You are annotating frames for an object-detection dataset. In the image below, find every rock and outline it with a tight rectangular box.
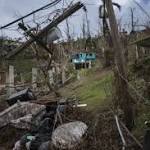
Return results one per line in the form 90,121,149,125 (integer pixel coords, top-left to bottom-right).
38,141,50,150
13,140,21,150
0,102,45,129
7,88,36,106
10,114,32,130
26,141,31,150
52,121,88,149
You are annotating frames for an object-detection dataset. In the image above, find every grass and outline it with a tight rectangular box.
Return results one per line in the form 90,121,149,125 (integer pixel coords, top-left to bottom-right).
60,68,113,110
60,64,149,142
133,104,150,138
76,71,113,109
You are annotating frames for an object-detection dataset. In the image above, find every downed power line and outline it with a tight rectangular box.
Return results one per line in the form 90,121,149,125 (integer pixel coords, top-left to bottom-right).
0,0,61,30
6,1,84,59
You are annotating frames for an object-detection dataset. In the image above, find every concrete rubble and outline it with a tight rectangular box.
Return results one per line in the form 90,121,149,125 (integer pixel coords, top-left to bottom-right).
7,88,36,106
0,87,88,150
11,114,33,130
0,102,45,129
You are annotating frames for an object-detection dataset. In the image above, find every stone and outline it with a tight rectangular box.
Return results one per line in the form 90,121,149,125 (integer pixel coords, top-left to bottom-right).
52,121,88,149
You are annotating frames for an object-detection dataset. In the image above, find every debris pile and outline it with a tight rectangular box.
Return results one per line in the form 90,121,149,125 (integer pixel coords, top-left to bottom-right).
0,90,88,150
7,88,36,106
63,108,142,150
0,102,45,129
0,90,143,150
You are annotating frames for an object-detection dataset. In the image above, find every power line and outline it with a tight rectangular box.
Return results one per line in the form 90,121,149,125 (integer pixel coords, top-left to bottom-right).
2,9,62,31
0,0,61,30
134,0,150,20
1,8,64,41
2,14,50,30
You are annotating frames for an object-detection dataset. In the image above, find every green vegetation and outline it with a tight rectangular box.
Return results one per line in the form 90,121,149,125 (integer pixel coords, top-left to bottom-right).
60,68,113,110
133,104,150,138
129,56,150,137
8,59,37,82
76,70,113,109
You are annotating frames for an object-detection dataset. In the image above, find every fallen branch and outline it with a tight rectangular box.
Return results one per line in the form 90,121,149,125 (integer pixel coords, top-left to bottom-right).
120,121,143,149
114,115,127,150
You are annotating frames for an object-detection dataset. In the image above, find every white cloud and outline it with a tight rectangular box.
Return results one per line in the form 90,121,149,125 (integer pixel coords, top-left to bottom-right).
0,0,150,38
114,0,129,6
95,0,131,6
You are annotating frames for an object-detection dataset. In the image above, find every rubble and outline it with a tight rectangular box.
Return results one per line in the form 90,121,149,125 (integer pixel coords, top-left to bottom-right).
4,96,88,150
0,103,142,150
11,114,33,130
52,121,88,149
0,102,45,129
7,88,36,106
0,125,27,150
13,140,21,150
38,141,50,150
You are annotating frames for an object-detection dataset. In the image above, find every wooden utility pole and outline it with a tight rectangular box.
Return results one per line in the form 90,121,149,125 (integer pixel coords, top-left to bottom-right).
105,0,134,130
99,1,120,67
66,19,71,41
82,18,86,39
130,8,135,33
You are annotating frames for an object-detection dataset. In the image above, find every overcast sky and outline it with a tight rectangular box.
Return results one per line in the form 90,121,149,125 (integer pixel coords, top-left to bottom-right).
0,0,150,40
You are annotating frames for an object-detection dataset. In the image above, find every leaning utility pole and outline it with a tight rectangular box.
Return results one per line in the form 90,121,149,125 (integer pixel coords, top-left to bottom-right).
6,2,84,59
105,0,134,130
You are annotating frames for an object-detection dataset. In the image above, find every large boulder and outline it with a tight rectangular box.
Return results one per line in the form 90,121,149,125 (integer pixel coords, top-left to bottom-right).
52,121,88,149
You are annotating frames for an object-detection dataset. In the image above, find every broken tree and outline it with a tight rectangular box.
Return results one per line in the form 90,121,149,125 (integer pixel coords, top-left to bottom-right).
105,0,134,130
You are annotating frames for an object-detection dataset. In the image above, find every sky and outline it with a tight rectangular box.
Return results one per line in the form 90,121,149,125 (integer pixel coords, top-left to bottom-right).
0,0,150,40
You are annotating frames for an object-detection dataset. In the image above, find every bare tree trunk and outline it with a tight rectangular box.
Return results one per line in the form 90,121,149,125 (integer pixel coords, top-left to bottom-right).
66,19,71,42
105,0,134,130
82,17,86,39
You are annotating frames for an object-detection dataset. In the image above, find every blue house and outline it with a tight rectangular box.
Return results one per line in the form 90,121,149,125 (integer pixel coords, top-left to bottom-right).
71,52,96,70
71,52,96,63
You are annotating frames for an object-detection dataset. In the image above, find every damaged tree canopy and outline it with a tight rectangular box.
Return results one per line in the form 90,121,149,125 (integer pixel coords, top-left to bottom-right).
6,1,84,59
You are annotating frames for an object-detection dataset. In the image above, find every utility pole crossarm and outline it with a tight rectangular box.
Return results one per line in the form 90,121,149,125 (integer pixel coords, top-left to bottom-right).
18,23,53,55
6,1,84,59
